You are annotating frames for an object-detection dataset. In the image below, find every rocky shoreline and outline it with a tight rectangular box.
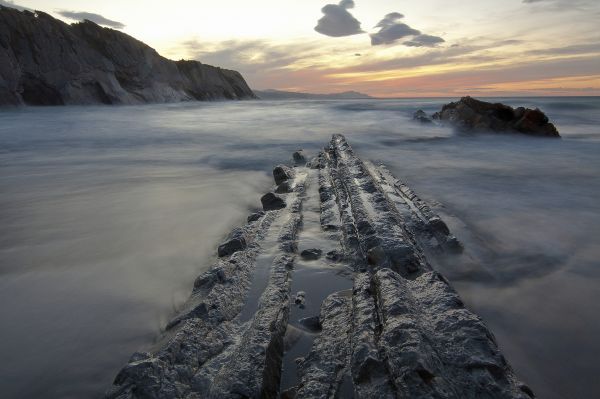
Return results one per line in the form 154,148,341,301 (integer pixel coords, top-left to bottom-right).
0,6,256,106
107,135,534,398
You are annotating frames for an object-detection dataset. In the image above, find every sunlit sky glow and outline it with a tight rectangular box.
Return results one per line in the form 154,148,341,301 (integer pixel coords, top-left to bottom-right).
6,0,600,97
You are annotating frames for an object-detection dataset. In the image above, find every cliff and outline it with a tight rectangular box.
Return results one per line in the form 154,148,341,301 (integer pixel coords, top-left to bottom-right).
0,6,256,106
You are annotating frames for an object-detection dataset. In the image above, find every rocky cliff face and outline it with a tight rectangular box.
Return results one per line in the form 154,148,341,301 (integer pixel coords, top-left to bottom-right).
0,6,256,106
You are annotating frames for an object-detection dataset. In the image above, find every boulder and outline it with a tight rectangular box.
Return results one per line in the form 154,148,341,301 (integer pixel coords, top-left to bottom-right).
433,96,560,137
273,165,294,185
261,192,286,211
217,228,247,257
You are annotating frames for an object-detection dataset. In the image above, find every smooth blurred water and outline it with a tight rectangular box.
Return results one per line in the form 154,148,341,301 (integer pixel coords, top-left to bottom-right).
1,97,599,398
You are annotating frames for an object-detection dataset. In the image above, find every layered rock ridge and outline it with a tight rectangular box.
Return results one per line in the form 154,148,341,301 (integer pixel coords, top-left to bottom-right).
0,6,256,106
107,135,534,399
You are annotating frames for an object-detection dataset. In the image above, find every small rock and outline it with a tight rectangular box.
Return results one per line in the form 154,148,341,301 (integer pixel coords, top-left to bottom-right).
261,192,286,211
217,229,247,257
294,291,306,307
273,164,294,185
301,248,322,260
247,211,264,223
413,109,432,123
292,150,306,165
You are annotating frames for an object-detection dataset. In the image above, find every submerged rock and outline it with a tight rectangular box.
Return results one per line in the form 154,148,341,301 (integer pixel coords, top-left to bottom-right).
293,150,307,165
413,109,432,123
298,316,321,332
300,248,322,260
261,192,287,211
294,291,306,307
433,96,560,137
0,6,255,106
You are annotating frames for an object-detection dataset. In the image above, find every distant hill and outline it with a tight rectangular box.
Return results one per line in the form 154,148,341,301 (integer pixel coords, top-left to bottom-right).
254,89,373,100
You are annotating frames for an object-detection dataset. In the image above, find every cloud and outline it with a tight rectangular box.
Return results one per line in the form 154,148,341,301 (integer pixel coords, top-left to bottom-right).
314,0,363,37
57,10,125,29
404,34,445,47
370,12,443,47
522,0,599,9
0,0,32,11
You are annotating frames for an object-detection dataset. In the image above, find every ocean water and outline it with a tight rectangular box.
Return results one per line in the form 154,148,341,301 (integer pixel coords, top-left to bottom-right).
1,97,599,398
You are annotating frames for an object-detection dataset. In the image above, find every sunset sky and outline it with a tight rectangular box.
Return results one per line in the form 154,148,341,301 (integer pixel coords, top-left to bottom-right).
3,0,600,97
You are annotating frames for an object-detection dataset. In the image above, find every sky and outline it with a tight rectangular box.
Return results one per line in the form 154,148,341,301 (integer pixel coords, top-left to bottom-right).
3,0,600,97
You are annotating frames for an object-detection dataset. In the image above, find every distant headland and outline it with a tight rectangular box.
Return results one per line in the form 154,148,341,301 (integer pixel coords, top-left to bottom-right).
0,6,256,106
254,89,373,100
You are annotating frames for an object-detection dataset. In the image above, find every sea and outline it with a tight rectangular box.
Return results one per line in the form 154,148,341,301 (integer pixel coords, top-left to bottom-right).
1,97,599,398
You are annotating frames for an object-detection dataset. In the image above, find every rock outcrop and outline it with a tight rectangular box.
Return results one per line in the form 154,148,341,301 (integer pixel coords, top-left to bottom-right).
0,6,256,106
107,135,534,398
413,109,432,123
432,97,560,137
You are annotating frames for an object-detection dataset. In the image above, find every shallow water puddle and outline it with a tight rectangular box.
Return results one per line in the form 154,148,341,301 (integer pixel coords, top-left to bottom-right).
280,168,354,392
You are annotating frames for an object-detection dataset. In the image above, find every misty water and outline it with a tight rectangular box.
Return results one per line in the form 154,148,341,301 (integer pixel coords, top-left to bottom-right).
1,97,599,398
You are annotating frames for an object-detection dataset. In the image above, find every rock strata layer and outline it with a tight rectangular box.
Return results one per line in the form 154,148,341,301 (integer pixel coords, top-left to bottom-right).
432,96,560,137
107,135,534,398
0,6,255,106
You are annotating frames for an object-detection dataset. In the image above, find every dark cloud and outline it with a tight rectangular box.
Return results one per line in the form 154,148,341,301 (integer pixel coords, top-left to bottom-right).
57,10,125,29
0,0,32,11
369,12,444,47
404,34,445,47
314,0,363,37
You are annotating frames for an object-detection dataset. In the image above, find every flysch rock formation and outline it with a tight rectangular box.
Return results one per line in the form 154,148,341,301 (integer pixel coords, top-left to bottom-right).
107,135,534,399
429,97,560,137
0,6,256,106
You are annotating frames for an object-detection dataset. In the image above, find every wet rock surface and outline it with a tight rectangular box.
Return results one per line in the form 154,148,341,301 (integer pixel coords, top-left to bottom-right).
300,249,322,261
273,165,295,186
108,135,533,398
0,6,255,106
432,96,560,137
262,192,287,211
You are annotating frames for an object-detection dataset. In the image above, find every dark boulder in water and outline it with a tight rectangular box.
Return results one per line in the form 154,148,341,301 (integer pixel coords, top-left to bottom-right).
432,96,560,137
261,192,286,211
273,165,294,185
217,229,247,257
